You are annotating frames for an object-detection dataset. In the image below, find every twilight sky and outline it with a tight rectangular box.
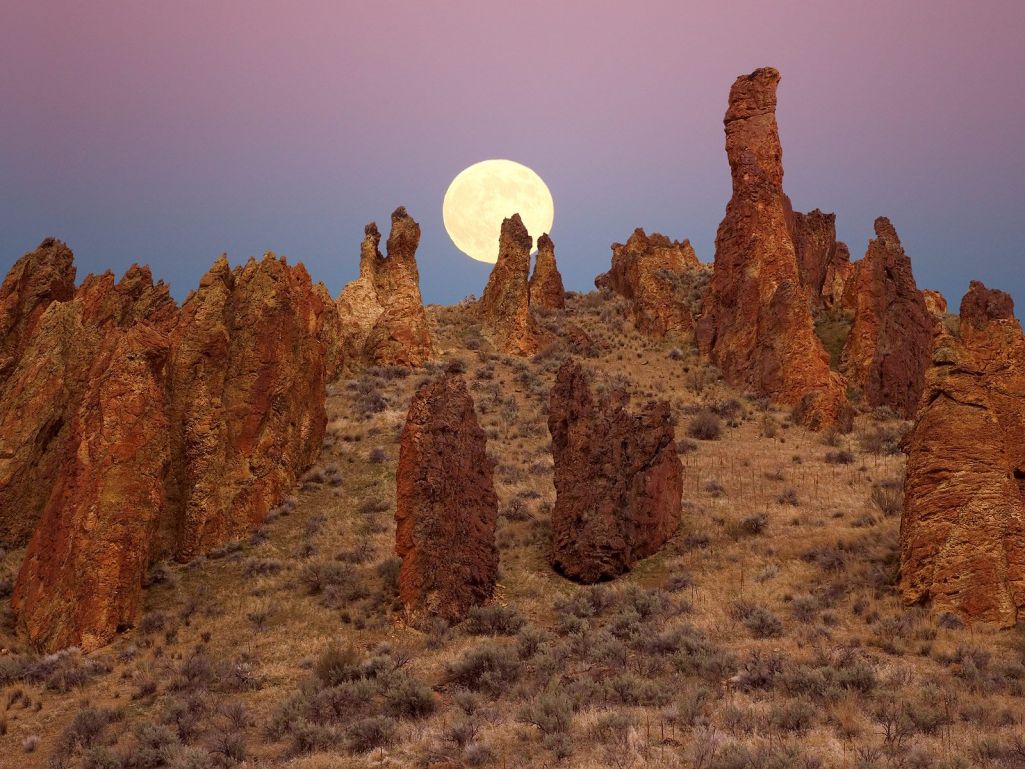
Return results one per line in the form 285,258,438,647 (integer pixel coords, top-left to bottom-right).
2,1,1023,311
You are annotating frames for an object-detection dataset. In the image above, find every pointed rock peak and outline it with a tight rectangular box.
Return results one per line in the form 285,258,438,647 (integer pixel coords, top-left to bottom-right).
500,214,532,253
386,207,420,259
537,232,554,253
960,280,1015,327
872,217,901,246
198,254,233,289
529,233,565,311
364,222,381,240
726,67,781,121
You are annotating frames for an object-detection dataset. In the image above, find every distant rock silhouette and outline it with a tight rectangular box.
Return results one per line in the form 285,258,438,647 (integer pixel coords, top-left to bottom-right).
901,281,1025,627
548,361,681,582
596,229,704,339
395,374,498,625
480,214,539,356
840,218,936,417
696,67,849,429
528,233,566,311
337,207,433,367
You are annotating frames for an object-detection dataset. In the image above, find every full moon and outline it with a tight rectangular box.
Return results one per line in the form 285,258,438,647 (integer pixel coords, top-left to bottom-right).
443,159,554,264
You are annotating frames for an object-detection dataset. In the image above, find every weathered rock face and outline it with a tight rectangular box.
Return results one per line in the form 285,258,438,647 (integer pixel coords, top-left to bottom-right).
922,290,948,319
548,361,682,583
790,209,853,309
0,238,76,384
840,218,936,417
528,233,565,310
480,214,539,355
696,68,849,429
167,254,331,559
337,208,433,367
900,281,1025,627
395,374,498,624
13,324,171,651
596,229,703,338
0,262,180,546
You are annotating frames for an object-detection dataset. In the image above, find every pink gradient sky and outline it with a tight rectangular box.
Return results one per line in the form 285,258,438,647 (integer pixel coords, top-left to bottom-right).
2,1,1023,309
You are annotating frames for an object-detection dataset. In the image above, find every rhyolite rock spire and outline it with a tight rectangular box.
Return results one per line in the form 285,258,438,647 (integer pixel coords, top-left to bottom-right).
3,245,338,651
790,209,853,309
528,233,566,310
337,207,433,367
480,214,539,355
395,374,498,625
696,67,849,429
900,281,1025,627
596,228,703,339
840,217,937,417
548,360,682,582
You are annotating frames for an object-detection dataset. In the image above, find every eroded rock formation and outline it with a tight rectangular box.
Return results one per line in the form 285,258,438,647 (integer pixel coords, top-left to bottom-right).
480,214,539,355
167,254,333,559
528,233,565,310
395,374,498,624
840,218,936,417
337,208,433,367
548,361,682,582
13,324,172,651
790,209,853,309
2,244,338,650
596,229,704,338
900,281,1025,627
696,67,849,429
922,290,949,319
0,260,179,545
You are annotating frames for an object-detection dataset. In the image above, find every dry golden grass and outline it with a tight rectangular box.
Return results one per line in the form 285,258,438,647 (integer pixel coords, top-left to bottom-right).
2,290,1025,768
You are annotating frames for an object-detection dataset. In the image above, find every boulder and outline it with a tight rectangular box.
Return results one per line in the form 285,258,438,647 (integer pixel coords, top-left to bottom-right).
395,374,498,624
548,361,681,582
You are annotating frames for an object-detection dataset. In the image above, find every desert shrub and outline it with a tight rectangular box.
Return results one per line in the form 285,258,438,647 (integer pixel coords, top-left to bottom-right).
299,561,354,595
858,425,903,455
445,642,521,695
734,650,785,692
346,716,396,753
730,513,768,538
464,604,526,635
314,644,363,687
688,409,722,440
769,696,817,733
776,488,800,506
57,706,121,756
825,450,855,464
731,600,784,638
871,480,903,517
518,691,574,735
382,673,436,719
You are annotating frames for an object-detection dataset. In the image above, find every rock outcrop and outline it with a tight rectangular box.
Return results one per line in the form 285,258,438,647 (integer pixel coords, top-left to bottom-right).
790,209,853,309
596,229,703,339
2,244,338,650
922,290,948,319
480,214,539,356
166,254,332,559
337,208,433,368
900,281,1025,627
0,239,76,384
0,262,179,545
548,361,682,582
528,233,565,311
13,324,171,651
840,218,935,417
395,374,498,624
696,67,849,429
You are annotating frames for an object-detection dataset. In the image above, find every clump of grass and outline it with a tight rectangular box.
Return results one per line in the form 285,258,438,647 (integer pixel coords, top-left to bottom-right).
687,409,722,440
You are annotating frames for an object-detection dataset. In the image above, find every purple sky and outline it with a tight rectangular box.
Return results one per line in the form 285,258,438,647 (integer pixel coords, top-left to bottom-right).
3,1,1023,311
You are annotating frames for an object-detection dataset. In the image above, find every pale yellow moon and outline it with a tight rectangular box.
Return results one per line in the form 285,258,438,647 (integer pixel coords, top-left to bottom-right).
442,159,554,264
